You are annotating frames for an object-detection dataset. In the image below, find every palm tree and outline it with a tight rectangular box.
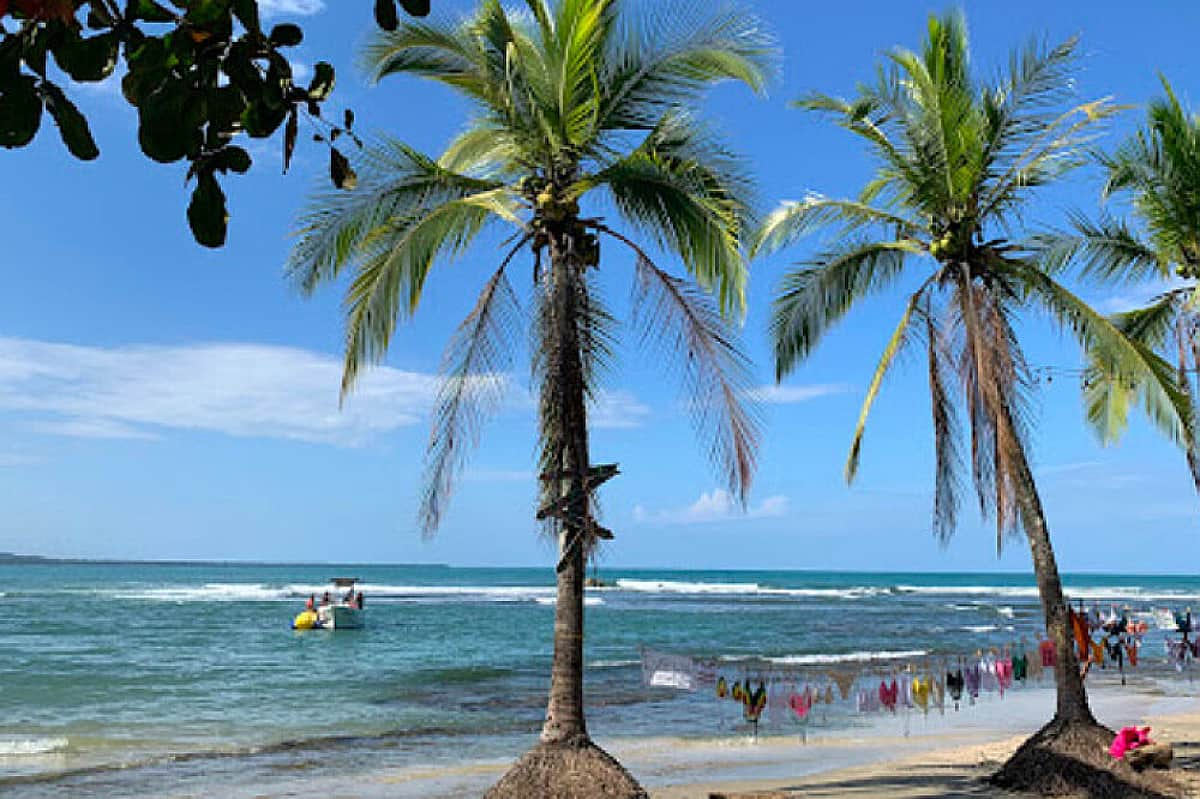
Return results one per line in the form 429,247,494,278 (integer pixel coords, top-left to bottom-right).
288,1,772,795
755,12,1188,793
1038,77,1200,495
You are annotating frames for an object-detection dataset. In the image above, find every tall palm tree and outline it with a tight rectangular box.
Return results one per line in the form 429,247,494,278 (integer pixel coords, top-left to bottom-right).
755,12,1188,793
288,1,772,795
1039,77,1200,495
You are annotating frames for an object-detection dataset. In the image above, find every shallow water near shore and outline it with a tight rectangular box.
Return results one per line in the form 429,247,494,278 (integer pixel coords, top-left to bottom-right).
3,563,1199,797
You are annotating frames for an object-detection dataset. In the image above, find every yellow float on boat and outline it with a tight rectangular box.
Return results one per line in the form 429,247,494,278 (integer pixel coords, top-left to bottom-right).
292,610,319,630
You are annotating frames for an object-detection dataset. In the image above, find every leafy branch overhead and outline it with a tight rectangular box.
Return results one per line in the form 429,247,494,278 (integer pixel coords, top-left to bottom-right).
0,0,432,247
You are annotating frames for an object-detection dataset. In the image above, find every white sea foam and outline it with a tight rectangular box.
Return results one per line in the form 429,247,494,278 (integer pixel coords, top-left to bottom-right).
895,585,1200,601
0,737,68,756
997,606,1015,618
588,659,640,668
720,649,928,665
111,583,559,603
535,597,604,606
963,625,998,633
613,578,884,599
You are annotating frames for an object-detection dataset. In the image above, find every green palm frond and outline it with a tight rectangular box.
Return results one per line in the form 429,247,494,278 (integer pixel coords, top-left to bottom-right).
753,196,925,257
594,4,774,137
844,281,933,483
340,193,507,396
772,239,921,379
925,297,962,543
1003,259,1190,446
1030,212,1163,280
288,140,502,294
590,112,753,314
420,245,525,535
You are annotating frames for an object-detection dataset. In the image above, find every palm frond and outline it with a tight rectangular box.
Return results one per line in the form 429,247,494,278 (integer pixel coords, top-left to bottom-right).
609,229,759,502
590,112,753,314
772,239,921,379
339,193,505,397
1003,258,1190,446
844,279,934,483
288,139,502,294
753,195,925,257
1029,212,1163,280
925,296,962,543
420,242,525,535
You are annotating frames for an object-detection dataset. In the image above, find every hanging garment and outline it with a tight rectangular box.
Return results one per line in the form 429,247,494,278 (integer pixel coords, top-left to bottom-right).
789,688,812,721
1127,639,1139,667
1025,649,1042,681
1012,652,1027,681
996,656,1013,692
1070,609,1091,663
1039,637,1057,668
980,657,999,694
879,679,898,711
716,676,728,699
744,682,767,722
828,669,856,701
897,673,914,708
856,688,880,713
931,676,945,714
1167,640,1189,672
964,664,981,700
824,683,834,706
1090,639,1105,666
767,682,791,724
912,677,930,712
946,669,964,706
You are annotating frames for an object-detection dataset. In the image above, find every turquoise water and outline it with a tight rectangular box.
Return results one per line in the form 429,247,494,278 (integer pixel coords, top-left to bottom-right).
2,564,1198,797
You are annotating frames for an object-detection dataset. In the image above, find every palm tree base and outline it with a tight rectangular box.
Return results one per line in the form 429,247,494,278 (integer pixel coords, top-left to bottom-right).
484,735,648,799
989,716,1184,798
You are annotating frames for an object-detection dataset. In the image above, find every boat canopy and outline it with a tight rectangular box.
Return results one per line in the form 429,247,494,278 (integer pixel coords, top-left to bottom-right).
330,577,359,588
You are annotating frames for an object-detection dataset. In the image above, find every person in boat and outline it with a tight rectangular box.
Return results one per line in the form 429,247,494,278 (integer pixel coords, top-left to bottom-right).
356,591,364,610
320,591,331,607
305,594,315,611
343,586,355,604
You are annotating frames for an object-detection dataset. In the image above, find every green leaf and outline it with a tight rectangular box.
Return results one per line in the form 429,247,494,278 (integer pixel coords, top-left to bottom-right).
214,144,251,174
374,0,399,31
186,0,231,28
188,170,229,248
398,0,430,15
330,147,356,190
41,82,99,160
307,62,334,101
53,32,119,83
127,0,176,23
268,24,303,47
0,76,42,148
137,84,193,162
241,100,288,137
231,0,259,33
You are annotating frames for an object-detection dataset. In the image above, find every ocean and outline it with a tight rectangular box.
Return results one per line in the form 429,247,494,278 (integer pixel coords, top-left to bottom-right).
2,563,1198,798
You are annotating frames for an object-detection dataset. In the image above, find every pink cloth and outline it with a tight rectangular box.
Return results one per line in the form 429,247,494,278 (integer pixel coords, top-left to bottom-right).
1110,726,1152,759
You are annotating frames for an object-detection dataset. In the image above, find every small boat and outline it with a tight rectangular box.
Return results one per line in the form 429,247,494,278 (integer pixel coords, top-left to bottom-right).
292,577,365,630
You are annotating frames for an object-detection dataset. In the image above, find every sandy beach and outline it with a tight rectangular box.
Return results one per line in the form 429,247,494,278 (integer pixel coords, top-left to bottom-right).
650,707,1200,799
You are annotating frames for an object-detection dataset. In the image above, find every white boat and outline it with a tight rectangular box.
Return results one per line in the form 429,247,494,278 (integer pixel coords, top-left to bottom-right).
294,577,365,630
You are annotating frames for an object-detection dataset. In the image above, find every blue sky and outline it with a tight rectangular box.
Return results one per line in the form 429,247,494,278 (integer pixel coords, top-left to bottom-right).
0,0,1196,571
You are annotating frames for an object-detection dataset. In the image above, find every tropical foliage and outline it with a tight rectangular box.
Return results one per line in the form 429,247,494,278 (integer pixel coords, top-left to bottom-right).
1036,77,1200,493
0,0,431,246
754,11,1189,763
289,0,772,791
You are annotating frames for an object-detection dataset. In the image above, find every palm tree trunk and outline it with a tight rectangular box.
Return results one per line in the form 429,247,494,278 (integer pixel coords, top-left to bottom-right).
1176,320,1200,495
1002,402,1096,725
540,244,590,745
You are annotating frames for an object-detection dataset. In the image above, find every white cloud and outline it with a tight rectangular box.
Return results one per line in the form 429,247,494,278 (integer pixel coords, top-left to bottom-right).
746,383,851,404
0,452,40,467
0,337,446,447
633,488,789,525
259,0,324,16
590,389,651,429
